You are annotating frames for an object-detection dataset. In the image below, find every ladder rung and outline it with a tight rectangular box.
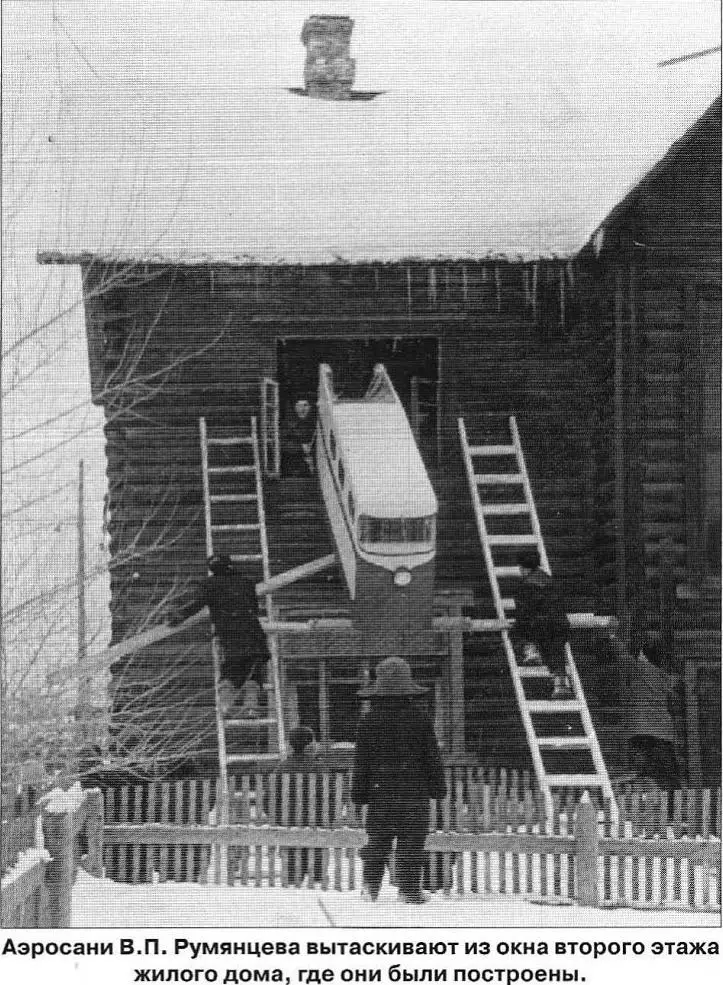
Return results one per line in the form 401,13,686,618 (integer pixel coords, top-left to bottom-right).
482,503,530,515
518,666,551,679
210,494,258,502
545,774,605,787
229,553,263,562
537,736,591,748
211,523,260,532
207,437,254,446
488,534,538,546
475,473,523,485
225,717,276,728
226,753,279,763
501,598,516,609
208,465,257,474
469,444,517,456
494,566,522,578
526,699,582,713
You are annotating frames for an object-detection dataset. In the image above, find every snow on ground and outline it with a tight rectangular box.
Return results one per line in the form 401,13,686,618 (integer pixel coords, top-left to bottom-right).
72,870,719,928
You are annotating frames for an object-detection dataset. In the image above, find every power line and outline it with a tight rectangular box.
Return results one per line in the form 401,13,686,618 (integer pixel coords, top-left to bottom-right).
658,45,721,67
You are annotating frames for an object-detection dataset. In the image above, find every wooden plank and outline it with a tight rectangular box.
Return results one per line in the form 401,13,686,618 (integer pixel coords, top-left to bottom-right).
614,266,629,634
238,775,250,887
173,781,184,884
333,774,343,892
253,773,265,888
267,772,277,888
293,773,304,888
186,781,198,884
454,773,465,895
280,772,290,888
104,788,116,879
344,773,356,892
159,783,170,884
145,783,157,884
442,770,452,894
308,772,318,889
200,780,212,885
320,772,330,893
118,786,129,884
131,785,143,884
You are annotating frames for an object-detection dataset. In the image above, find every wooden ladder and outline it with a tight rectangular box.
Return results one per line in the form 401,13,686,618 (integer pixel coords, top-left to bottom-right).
458,415,618,824
199,416,286,833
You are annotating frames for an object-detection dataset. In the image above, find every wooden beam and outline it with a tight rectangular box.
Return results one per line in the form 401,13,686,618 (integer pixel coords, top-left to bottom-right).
682,279,704,583
255,554,337,596
50,611,617,685
614,266,629,638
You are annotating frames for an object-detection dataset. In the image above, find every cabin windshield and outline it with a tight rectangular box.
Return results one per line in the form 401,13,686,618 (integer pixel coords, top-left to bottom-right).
358,515,436,546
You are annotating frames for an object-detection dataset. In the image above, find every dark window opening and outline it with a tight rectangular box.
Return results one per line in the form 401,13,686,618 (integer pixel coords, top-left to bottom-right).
359,515,435,545
277,336,440,469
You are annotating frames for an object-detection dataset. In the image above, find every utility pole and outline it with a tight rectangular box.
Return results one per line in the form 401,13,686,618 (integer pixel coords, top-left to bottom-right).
77,459,87,664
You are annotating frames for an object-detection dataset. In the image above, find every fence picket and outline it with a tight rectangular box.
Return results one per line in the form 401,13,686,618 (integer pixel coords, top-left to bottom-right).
118,786,129,884
454,772,465,895
185,781,198,884
333,774,343,892
159,783,170,883
131,785,143,884
320,772,330,892
344,772,356,892
145,783,157,884
104,787,116,879
280,772,290,888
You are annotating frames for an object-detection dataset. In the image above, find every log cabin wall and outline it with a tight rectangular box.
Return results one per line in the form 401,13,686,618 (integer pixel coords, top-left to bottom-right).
583,98,721,784
81,257,624,775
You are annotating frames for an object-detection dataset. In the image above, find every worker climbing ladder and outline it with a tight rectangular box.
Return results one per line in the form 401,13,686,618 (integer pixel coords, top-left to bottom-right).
458,415,618,824
198,416,286,839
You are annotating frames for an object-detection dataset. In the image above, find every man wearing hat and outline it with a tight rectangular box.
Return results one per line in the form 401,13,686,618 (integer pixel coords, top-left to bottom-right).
169,554,270,716
351,657,446,904
511,547,573,700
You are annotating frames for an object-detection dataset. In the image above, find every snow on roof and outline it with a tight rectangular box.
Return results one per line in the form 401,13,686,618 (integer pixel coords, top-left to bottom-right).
30,2,720,265
332,402,437,517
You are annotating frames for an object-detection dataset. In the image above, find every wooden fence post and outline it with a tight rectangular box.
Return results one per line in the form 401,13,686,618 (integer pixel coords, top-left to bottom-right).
42,808,74,928
84,789,105,878
574,792,599,907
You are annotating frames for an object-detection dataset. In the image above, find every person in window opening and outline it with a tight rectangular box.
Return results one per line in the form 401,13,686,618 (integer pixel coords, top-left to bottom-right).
169,554,270,717
351,657,447,904
281,396,316,476
510,547,573,700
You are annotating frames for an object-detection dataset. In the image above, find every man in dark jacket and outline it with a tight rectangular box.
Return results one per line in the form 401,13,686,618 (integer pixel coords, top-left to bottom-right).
511,547,573,700
170,554,270,715
351,657,447,904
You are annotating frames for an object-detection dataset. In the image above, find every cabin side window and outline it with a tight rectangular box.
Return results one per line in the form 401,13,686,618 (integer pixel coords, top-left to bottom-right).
348,490,355,519
358,515,435,544
330,430,336,459
338,460,345,487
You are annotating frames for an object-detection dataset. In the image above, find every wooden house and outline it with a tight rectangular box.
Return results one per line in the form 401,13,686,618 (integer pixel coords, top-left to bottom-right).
38,15,720,782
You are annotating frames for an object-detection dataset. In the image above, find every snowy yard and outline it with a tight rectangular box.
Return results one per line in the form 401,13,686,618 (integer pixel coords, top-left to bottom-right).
72,870,719,928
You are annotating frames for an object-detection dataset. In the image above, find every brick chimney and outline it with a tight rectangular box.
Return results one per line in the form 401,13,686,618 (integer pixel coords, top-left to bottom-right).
301,15,355,100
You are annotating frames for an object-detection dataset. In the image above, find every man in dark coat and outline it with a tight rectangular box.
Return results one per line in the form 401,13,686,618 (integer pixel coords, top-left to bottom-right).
511,547,573,700
170,554,270,714
351,657,447,904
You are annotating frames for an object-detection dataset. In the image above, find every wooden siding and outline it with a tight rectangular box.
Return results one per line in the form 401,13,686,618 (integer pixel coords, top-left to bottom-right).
84,258,622,775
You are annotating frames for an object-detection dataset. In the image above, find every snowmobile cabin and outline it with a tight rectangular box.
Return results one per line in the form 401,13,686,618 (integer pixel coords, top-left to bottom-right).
38,12,720,788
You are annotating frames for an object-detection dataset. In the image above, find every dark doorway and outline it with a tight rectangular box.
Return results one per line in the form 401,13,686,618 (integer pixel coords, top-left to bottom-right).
277,336,439,464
